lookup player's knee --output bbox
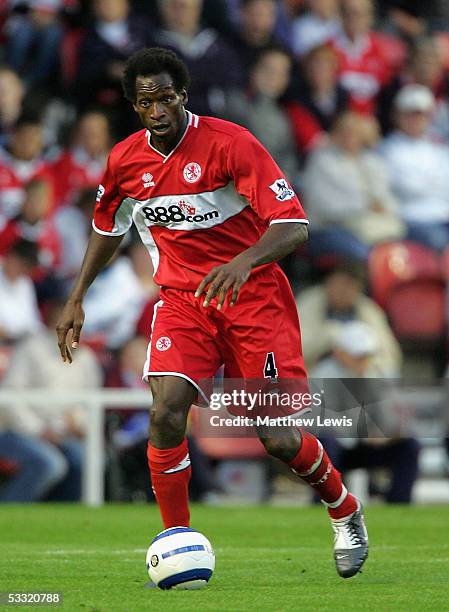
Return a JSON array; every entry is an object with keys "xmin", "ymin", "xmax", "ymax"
[
  {"xmin": 149, "ymin": 377, "xmax": 194, "ymax": 440},
  {"xmin": 150, "ymin": 403, "xmax": 184, "ymax": 432},
  {"xmin": 150, "ymin": 390, "xmax": 188, "ymax": 445},
  {"xmin": 259, "ymin": 435, "xmax": 286, "ymax": 459},
  {"xmin": 258, "ymin": 433, "xmax": 300, "ymax": 462}
]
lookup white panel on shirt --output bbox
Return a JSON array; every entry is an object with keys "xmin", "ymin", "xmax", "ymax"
[
  {"xmin": 130, "ymin": 182, "xmax": 248, "ymax": 274},
  {"xmin": 131, "ymin": 182, "xmax": 248, "ymax": 232},
  {"xmin": 92, "ymin": 197, "xmax": 135, "ymax": 236}
]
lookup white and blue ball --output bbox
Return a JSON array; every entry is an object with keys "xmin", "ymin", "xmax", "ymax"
[{"xmin": 146, "ymin": 527, "xmax": 215, "ymax": 590}]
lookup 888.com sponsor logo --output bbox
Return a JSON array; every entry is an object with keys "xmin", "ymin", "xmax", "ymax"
[{"xmin": 141, "ymin": 203, "xmax": 219, "ymax": 226}]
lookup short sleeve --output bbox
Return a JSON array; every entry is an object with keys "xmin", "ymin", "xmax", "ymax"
[
  {"xmin": 226, "ymin": 129, "xmax": 308, "ymax": 226},
  {"xmin": 92, "ymin": 154, "xmax": 133, "ymax": 236}
]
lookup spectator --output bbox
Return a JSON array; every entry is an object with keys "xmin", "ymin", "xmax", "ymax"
[
  {"xmin": 50, "ymin": 111, "xmax": 111, "ymax": 208},
  {"xmin": 154, "ymin": 0, "xmax": 242, "ymax": 116},
  {"xmin": 0, "ymin": 66, "xmax": 24, "ymax": 146},
  {"xmin": 286, "ymin": 44, "xmax": 349, "ymax": 155},
  {"xmin": 5, "ymin": 0, "xmax": 64, "ymax": 87},
  {"xmin": 128, "ymin": 241, "xmax": 159, "ymax": 297},
  {"xmin": 0, "ymin": 298, "xmax": 102, "ymax": 501},
  {"xmin": 296, "ymin": 261, "xmax": 402, "ymax": 374},
  {"xmin": 76, "ymin": 0, "xmax": 153, "ymax": 132},
  {"xmin": 311, "ymin": 320, "xmax": 382, "ymax": 376},
  {"xmin": 312, "ymin": 322, "xmax": 419, "ymax": 504},
  {"xmin": 380, "ymin": 84, "xmax": 449, "ymax": 251},
  {"xmin": 291, "ymin": 0, "xmax": 340, "ymax": 57},
  {"xmin": 106, "ymin": 335, "xmax": 149, "ymax": 389},
  {"xmin": 223, "ymin": 46, "xmax": 299, "ymax": 183},
  {"xmin": 0, "ymin": 178, "xmax": 61, "ymax": 277},
  {"xmin": 82, "ymin": 255, "xmax": 147, "ymax": 350},
  {"xmin": 302, "ymin": 112, "xmax": 404, "ymax": 260},
  {"xmin": 229, "ymin": 0, "xmax": 280, "ymax": 78},
  {"xmin": 0, "ymin": 427, "xmax": 67, "ymax": 503},
  {"xmin": 330, "ymin": 0, "xmax": 394, "ymax": 114},
  {"xmin": 53, "ymin": 188, "xmax": 96, "ymax": 283},
  {"xmin": 380, "ymin": 1, "xmax": 429, "ymax": 42},
  {"xmin": 0, "ymin": 239, "xmax": 42, "ymax": 344},
  {"xmin": 378, "ymin": 37, "xmax": 449, "ymax": 141},
  {"xmin": 0, "ymin": 115, "xmax": 48, "ymax": 222}
]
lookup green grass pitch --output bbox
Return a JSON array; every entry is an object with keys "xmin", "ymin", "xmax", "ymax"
[{"xmin": 1, "ymin": 504, "xmax": 448, "ymax": 611}]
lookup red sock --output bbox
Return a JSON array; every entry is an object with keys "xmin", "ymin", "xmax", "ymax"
[
  {"xmin": 288, "ymin": 432, "xmax": 358, "ymax": 519},
  {"xmin": 147, "ymin": 438, "xmax": 191, "ymax": 528}
]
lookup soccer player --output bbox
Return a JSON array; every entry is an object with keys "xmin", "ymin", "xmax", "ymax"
[{"xmin": 56, "ymin": 47, "xmax": 368, "ymax": 579}]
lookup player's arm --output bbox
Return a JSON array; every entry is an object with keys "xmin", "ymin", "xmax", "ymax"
[
  {"xmin": 56, "ymin": 150, "xmax": 132, "ymax": 362},
  {"xmin": 56, "ymin": 231, "xmax": 123, "ymax": 363},
  {"xmin": 196, "ymin": 222, "xmax": 307, "ymax": 309}
]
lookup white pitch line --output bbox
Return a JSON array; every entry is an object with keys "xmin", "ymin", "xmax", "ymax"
[
  {"xmin": 43, "ymin": 549, "xmax": 147, "ymax": 555},
  {"xmin": 41, "ymin": 544, "xmax": 448, "ymax": 556}
]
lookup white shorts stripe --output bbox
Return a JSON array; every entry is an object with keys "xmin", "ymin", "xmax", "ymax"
[
  {"xmin": 142, "ymin": 371, "xmax": 209, "ymax": 404},
  {"xmin": 142, "ymin": 300, "xmax": 163, "ymax": 377},
  {"xmin": 269, "ymin": 219, "xmax": 309, "ymax": 225}
]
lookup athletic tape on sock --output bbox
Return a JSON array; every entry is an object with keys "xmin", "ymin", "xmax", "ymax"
[
  {"xmin": 293, "ymin": 440, "xmax": 324, "ymax": 477},
  {"xmin": 322, "ymin": 485, "xmax": 348, "ymax": 508}
]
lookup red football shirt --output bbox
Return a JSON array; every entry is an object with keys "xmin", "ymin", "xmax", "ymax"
[
  {"xmin": 330, "ymin": 32, "xmax": 392, "ymax": 115},
  {"xmin": 50, "ymin": 147, "xmax": 107, "ymax": 208},
  {"xmin": 0, "ymin": 149, "xmax": 50, "ymax": 220},
  {"xmin": 93, "ymin": 112, "xmax": 308, "ymax": 290}
]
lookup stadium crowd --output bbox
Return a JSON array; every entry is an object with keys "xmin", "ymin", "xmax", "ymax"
[{"xmin": 0, "ymin": 0, "xmax": 448, "ymax": 503}]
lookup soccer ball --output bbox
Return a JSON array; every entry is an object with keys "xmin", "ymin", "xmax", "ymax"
[{"xmin": 146, "ymin": 526, "xmax": 215, "ymax": 590}]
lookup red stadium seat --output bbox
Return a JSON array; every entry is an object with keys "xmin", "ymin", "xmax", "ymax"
[
  {"xmin": 369, "ymin": 241, "xmax": 442, "ymax": 308},
  {"xmin": 196, "ymin": 436, "xmax": 267, "ymax": 460},
  {"xmin": 369, "ymin": 241, "xmax": 446, "ymax": 343},
  {"xmin": 441, "ymin": 246, "xmax": 449, "ymax": 279},
  {"xmin": 386, "ymin": 280, "xmax": 446, "ymax": 343},
  {"xmin": 190, "ymin": 407, "xmax": 266, "ymax": 459}
]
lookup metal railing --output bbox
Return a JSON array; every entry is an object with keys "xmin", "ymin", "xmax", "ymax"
[
  {"xmin": 1, "ymin": 386, "xmax": 447, "ymax": 505},
  {"xmin": 0, "ymin": 389, "xmax": 152, "ymax": 506}
]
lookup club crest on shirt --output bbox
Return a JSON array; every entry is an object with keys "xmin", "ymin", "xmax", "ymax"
[
  {"xmin": 183, "ymin": 162, "xmax": 202, "ymax": 183},
  {"xmin": 142, "ymin": 172, "xmax": 155, "ymax": 188},
  {"xmin": 269, "ymin": 178, "xmax": 294, "ymax": 201},
  {"xmin": 156, "ymin": 336, "xmax": 172, "ymax": 351}
]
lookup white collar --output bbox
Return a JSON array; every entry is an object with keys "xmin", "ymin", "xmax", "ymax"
[{"xmin": 145, "ymin": 110, "xmax": 199, "ymax": 163}]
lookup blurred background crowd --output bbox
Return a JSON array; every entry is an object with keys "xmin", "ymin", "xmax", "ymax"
[{"xmin": 0, "ymin": 0, "xmax": 448, "ymax": 506}]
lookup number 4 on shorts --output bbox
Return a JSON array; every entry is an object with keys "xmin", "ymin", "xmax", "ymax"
[{"xmin": 264, "ymin": 352, "xmax": 278, "ymax": 382}]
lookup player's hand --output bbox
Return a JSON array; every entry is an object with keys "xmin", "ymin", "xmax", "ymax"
[
  {"xmin": 195, "ymin": 255, "xmax": 252, "ymax": 310},
  {"xmin": 41, "ymin": 428, "xmax": 62, "ymax": 445},
  {"xmin": 56, "ymin": 300, "xmax": 85, "ymax": 364}
]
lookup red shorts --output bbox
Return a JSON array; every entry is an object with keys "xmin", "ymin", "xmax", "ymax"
[{"xmin": 143, "ymin": 265, "xmax": 307, "ymax": 404}]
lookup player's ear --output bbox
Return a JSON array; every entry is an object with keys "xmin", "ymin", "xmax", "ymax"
[
  {"xmin": 180, "ymin": 89, "xmax": 188, "ymax": 106},
  {"xmin": 132, "ymin": 102, "xmax": 138, "ymax": 113}
]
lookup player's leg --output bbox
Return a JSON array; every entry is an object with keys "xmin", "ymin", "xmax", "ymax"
[
  {"xmin": 255, "ymin": 418, "xmax": 368, "ymax": 578},
  {"xmin": 143, "ymin": 291, "xmax": 222, "ymax": 529},
  {"xmin": 147, "ymin": 375, "xmax": 197, "ymax": 529},
  {"xmin": 256, "ymin": 424, "xmax": 357, "ymax": 514},
  {"xmin": 221, "ymin": 266, "xmax": 368, "ymax": 577}
]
